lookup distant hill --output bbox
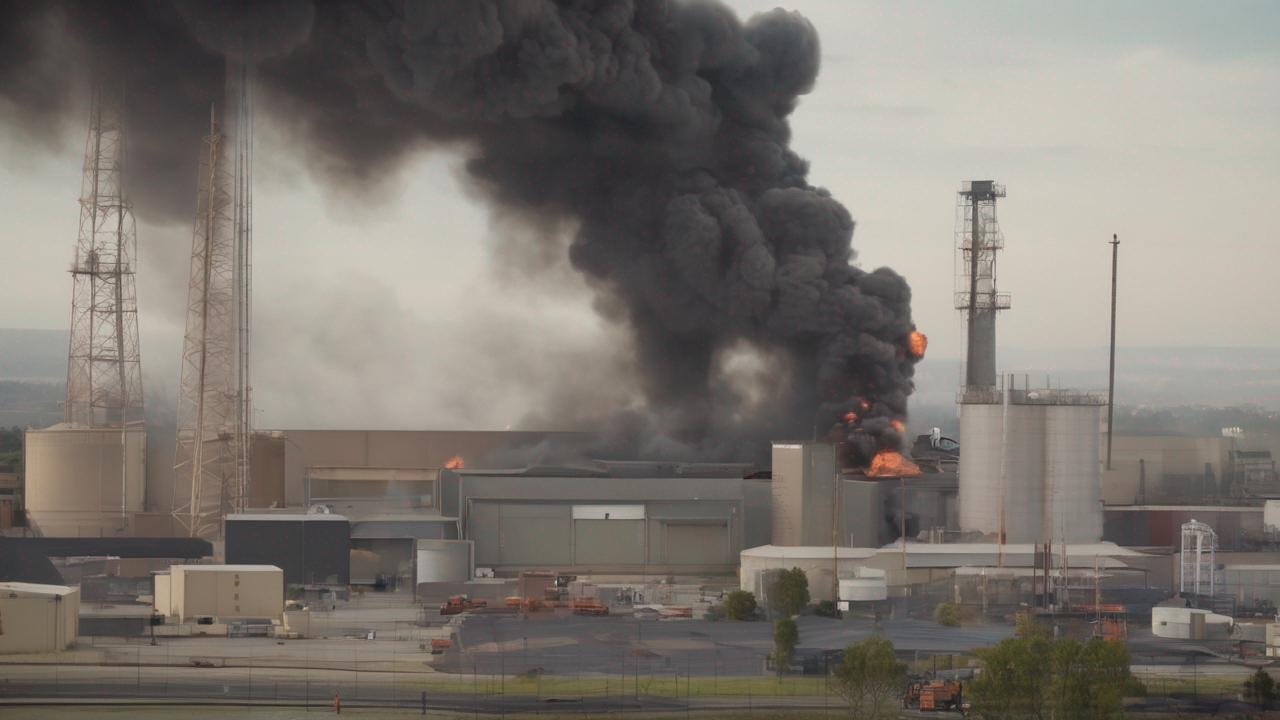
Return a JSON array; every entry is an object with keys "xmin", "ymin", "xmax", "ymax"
[
  {"xmin": 913, "ymin": 346, "xmax": 1280, "ymax": 410},
  {"xmin": 0, "ymin": 328, "xmax": 65, "ymax": 382}
]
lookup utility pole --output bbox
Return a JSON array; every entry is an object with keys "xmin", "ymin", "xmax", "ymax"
[{"xmin": 1106, "ymin": 234, "xmax": 1120, "ymax": 471}]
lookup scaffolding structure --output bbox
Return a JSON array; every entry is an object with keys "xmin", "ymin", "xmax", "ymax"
[
  {"xmin": 64, "ymin": 80, "xmax": 145, "ymax": 430},
  {"xmin": 172, "ymin": 64, "xmax": 254, "ymax": 540},
  {"xmin": 954, "ymin": 181, "xmax": 1011, "ymax": 393},
  {"xmin": 1180, "ymin": 520, "xmax": 1220, "ymax": 597}
]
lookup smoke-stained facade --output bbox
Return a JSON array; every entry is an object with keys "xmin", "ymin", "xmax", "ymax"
[{"xmin": 1, "ymin": 0, "xmax": 922, "ymax": 462}]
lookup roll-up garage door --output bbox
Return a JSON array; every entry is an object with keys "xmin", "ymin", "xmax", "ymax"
[
  {"xmin": 574, "ymin": 520, "xmax": 645, "ymax": 565},
  {"xmin": 665, "ymin": 523, "xmax": 728, "ymax": 565}
]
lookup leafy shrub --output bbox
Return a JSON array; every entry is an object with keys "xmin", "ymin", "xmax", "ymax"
[
  {"xmin": 934, "ymin": 603, "xmax": 962, "ymax": 627},
  {"xmin": 723, "ymin": 590, "xmax": 757, "ymax": 621}
]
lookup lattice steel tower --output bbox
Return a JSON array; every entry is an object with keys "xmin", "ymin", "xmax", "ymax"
[
  {"xmin": 65, "ymin": 81, "xmax": 145, "ymax": 430},
  {"xmin": 172, "ymin": 64, "xmax": 254, "ymax": 540},
  {"xmin": 954, "ymin": 181, "xmax": 1011, "ymax": 392}
]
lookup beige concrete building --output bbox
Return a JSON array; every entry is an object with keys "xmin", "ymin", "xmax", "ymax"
[
  {"xmin": 0, "ymin": 583, "xmax": 79, "ymax": 654},
  {"xmin": 144, "ymin": 429, "xmax": 591, "ymax": 514},
  {"xmin": 1102, "ymin": 436, "xmax": 1231, "ymax": 504},
  {"xmin": 154, "ymin": 565, "xmax": 283, "ymax": 622}
]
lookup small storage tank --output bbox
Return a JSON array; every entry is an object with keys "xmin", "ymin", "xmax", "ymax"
[
  {"xmin": 24, "ymin": 424, "xmax": 145, "ymax": 537},
  {"xmin": 416, "ymin": 540, "xmax": 473, "ymax": 583}
]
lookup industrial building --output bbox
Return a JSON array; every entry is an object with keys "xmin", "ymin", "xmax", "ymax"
[
  {"xmin": 225, "ymin": 514, "xmax": 350, "ymax": 585},
  {"xmin": 242, "ymin": 429, "xmax": 591, "ymax": 510},
  {"xmin": 441, "ymin": 462, "xmax": 771, "ymax": 575},
  {"xmin": 0, "ymin": 582, "xmax": 79, "ymax": 654},
  {"xmin": 154, "ymin": 565, "xmax": 284, "ymax": 623},
  {"xmin": 0, "ymin": 470, "xmax": 21, "ymax": 530}
]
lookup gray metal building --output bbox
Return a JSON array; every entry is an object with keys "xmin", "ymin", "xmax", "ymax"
[{"xmin": 440, "ymin": 462, "xmax": 770, "ymax": 574}]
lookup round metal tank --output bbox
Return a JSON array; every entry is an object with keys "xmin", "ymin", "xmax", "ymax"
[
  {"xmin": 958, "ymin": 404, "xmax": 1003, "ymax": 536},
  {"xmin": 24, "ymin": 424, "xmax": 145, "ymax": 537},
  {"xmin": 1045, "ymin": 405, "xmax": 1103, "ymax": 543},
  {"xmin": 1004, "ymin": 405, "xmax": 1046, "ymax": 543},
  {"xmin": 416, "ymin": 540, "xmax": 473, "ymax": 583}
]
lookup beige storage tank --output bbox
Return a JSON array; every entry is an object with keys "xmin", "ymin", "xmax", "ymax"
[{"xmin": 24, "ymin": 424, "xmax": 145, "ymax": 537}]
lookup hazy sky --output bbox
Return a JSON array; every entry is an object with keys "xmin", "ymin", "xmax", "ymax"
[{"xmin": 0, "ymin": 0, "xmax": 1275, "ymax": 429}]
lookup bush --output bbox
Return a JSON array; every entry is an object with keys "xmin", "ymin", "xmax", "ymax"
[
  {"xmin": 771, "ymin": 567, "xmax": 811, "ymax": 618},
  {"xmin": 934, "ymin": 603, "xmax": 962, "ymax": 627},
  {"xmin": 723, "ymin": 590, "xmax": 757, "ymax": 621},
  {"xmin": 814, "ymin": 599, "xmax": 838, "ymax": 618},
  {"xmin": 774, "ymin": 618, "xmax": 799, "ymax": 675},
  {"xmin": 1244, "ymin": 668, "xmax": 1277, "ymax": 706}
]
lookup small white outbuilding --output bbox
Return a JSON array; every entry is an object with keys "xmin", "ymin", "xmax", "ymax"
[
  {"xmin": 155, "ymin": 565, "xmax": 284, "ymax": 622},
  {"xmin": 0, "ymin": 582, "xmax": 79, "ymax": 654}
]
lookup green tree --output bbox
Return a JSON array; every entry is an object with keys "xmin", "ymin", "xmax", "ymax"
[
  {"xmin": 814, "ymin": 599, "xmax": 838, "ymax": 618},
  {"xmin": 1051, "ymin": 637, "xmax": 1136, "ymax": 720},
  {"xmin": 773, "ymin": 617, "xmax": 799, "ymax": 676},
  {"xmin": 933, "ymin": 602, "xmax": 962, "ymax": 627},
  {"xmin": 830, "ymin": 637, "xmax": 906, "ymax": 718},
  {"xmin": 1244, "ymin": 668, "xmax": 1278, "ymax": 707},
  {"xmin": 771, "ymin": 567, "xmax": 810, "ymax": 617},
  {"xmin": 722, "ymin": 590, "xmax": 757, "ymax": 621},
  {"xmin": 968, "ymin": 635, "xmax": 1140, "ymax": 720},
  {"xmin": 967, "ymin": 635, "xmax": 1054, "ymax": 720}
]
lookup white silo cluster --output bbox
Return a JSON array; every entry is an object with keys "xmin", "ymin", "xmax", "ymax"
[
  {"xmin": 957, "ymin": 379, "xmax": 1105, "ymax": 544},
  {"xmin": 954, "ymin": 180, "xmax": 1105, "ymax": 544}
]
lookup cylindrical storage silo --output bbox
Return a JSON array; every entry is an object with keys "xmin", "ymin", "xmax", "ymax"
[
  {"xmin": 1003, "ymin": 405, "xmax": 1046, "ymax": 543},
  {"xmin": 1045, "ymin": 405, "xmax": 1103, "ymax": 543},
  {"xmin": 24, "ymin": 424, "xmax": 146, "ymax": 537},
  {"xmin": 416, "ymin": 540, "xmax": 473, "ymax": 583},
  {"xmin": 958, "ymin": 403, "xmax": 1004, "ymax": 535}
]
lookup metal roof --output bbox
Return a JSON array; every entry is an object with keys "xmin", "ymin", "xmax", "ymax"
[
  {"xmin": 176, "ymin": 565, "xmax": 282, "ymax": 573},
  {"xmin": 741, "ymin": 545, "xmax": 878, "ymax": 560},
  {"xmin": 226, "ymin": 514, "xmax": 349, "ymax": 522},
  {"xmin": 0, "ymin": 582, "xmax": 77, "ymax": 598}
]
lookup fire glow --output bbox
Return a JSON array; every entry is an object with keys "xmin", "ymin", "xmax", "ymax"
[
  {"xmin": 444, "ymin": 456, "xmax": 465, "ymax": 470},
  {"xmin": 865, "ymin": 449, "xmax": 921, "ymax": 477},
  {"xmin": 908, "ymin": 331, "xmax": 928, "ymax": 357}
]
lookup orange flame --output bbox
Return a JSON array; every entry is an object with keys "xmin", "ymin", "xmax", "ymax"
[
  {"xmin": 444, "ymin": 456, "xmax": 465, "ymax": 469},
  {"xmin": 866, "ymin": 449, "xmax": 921, "ymax": 477},
  {"xmin": 843, "ymin": 412, "xmax": 858, "ymax": 425},
  {"xmin": 891, "ymin": 419, "xmax": 905, "ymax": 433},
  {"xmin": 907, "ymin": 331, "xmax": 928, "ymax": 357}
]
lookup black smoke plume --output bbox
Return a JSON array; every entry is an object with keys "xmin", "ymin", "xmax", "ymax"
[{"xmin": 0, "ymin": 0, "xmax": 922, "ymax": 465}]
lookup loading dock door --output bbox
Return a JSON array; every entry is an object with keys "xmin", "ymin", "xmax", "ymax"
[
  {"xmin": 664, "ymin": 523, "xmax": 728, "ymax": 565},
  {"xmin": 574, "ymin": 520, "xmax": 645, "ymax": 566}
]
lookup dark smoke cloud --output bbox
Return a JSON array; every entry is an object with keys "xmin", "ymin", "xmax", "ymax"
[{"xmin": 0, "ymin": 0, "xmax": 923, "ymax": 465}]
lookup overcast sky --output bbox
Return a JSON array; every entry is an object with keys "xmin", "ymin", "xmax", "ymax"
[{"xmin": 0, "ymin": 0, "xmax": 1275, "ymax": 429}]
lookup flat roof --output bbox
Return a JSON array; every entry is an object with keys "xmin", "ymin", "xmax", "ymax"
[
  {"xmin": 225, "ymin": 514, "xmax": 348, "ymax": 522},
  {"xmin": 1225, "ymin": 565, "xmax": 1280, "ymax": 571},
  {"xmin": 176, "ymin": 565, "xmax": 282, "ymax": 572},
  {"xmin": 1105, "ymin": 505, "xmax": 1263, "ymax": 513},
  {"xmin": 880, "ymin": 541, "xmax": 1149, "ymax": 557},
  {"xmin": 0, "ymin": 582, "xmax": 77, "ymax": 597},
  {"xmin": 742, "ymin": 545, "xmax": 878, "ymax": 560}
]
